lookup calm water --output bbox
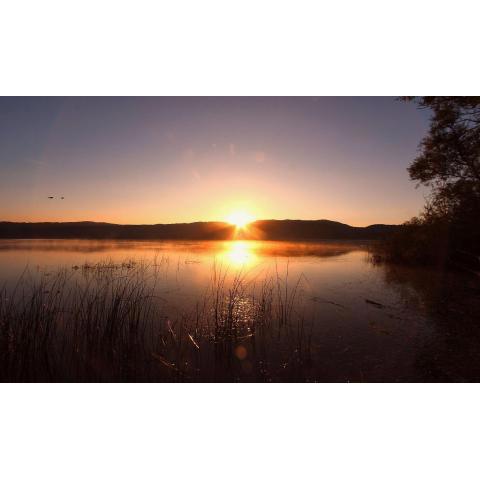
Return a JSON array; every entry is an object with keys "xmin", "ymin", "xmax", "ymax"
[{"xmin": 1, "ymin": 239, "xmax": 479, "ymax": 381}]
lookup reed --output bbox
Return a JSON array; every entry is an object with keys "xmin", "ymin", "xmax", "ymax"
[{"xmin": 0, "ymin": 258, "xmax": 313, "ymax": 382}]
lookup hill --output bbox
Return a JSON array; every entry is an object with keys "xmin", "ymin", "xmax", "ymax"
[{"xmin": 0, "ymin": 220, "xmax": 399, "ymax": 241}]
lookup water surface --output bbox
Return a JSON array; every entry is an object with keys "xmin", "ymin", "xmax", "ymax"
[{"xmin": 1, "ymin": 239, "xmax": 479, "ymax": 381}]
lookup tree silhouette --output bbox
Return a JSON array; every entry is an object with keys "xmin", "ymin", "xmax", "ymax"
[
  {"xmin": 404, "ymin": 97, "xmax": 480, "ymax": 221},
  {"xmin": 378, "ymin": 98, "xmax": 480, "ymax": 266}
]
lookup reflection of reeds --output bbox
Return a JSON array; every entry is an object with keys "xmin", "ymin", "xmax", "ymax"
[{"xmin": 0, "ymin": 259, "xmax": 312, "ymax": 382}]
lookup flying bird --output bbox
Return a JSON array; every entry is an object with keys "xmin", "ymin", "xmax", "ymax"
[
  {"xmin": 61, "ymin": 197, "xmax": 65, "ymax": 200},
  {"xmin": 48, "ymin": 196, "xmax": 54, "ymax": 199}
]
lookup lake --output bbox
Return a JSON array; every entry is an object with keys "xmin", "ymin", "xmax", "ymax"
[{"xmin": 1, "ymin": 239, "xmax": 479, "ymax": 382}]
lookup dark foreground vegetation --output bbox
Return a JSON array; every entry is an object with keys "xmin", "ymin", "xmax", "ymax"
[
  {"xmin": 0, "ymin": 261, "xmax": 315, "ymax": 382},
  {"xmin": 372, "ymin": 211, "xmax": 480, "ymax": 272},
  {"xmin": 374, "ymin": 97, "xmax": 480, "ymax": 273}
]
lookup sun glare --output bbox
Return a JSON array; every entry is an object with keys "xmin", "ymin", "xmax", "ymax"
[
  {"xmin": 227, "ymin": 211, "xmax": 254, "ymax": 229},
  {"xmin": 222, "ymin": 241, "xmax": 257, "ymax": 267}
]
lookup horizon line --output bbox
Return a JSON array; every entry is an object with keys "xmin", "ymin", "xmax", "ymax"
[{"xmin": 0, "ymin": 218, "xmax": 400, "ymax": 228}]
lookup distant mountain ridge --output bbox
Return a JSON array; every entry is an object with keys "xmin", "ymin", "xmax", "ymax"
[{"xmin": 0, "ymin": 220, "xmax": 399, "ymax": 241}]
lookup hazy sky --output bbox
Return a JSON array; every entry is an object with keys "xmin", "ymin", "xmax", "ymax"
[{"xmin": 0, "ymin": 97, "xmax": 430, "ymax": 226}]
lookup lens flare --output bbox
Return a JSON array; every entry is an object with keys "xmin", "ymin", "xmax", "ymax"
[{"xmin": 226, "ymin": 211, "xmax": 254, "ymax": 229}]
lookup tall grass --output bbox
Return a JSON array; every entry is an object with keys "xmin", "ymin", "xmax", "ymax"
[{"xmin": 0, "ymin": 258, "xmax": 313, "ymax": 382}]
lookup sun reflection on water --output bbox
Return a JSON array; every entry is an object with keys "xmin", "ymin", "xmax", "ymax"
[{"xmin": 221, "ymin": 241, "xmax": 258, "ymax": 268}]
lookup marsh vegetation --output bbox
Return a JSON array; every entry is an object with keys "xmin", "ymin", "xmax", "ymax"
[{"xmin": 0, "ymin": 257, "xmax": 314, "ymax": 381}]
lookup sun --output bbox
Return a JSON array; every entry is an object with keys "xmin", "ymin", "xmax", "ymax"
[{"xmin": 226, "ymin": 210, "xmax": 254, "ymax": 229}]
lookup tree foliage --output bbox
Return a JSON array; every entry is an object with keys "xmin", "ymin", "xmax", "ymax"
[
  {"xmin": 378, "ymin": 97, "xmax": 480, "ymax": 266},
  {"xmin": 404, "ymin": 96, "xmax": 480, "ymax": 220}
]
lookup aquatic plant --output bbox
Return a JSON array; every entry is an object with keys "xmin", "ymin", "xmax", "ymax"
[{"xmin": 0, "ymin": 259, "xmax": 312, "ymax": 382}]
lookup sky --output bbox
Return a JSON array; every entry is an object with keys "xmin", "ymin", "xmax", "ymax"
[{"xmin": 0, "ymin": 97, "xmax": 431, "ymax": 226}]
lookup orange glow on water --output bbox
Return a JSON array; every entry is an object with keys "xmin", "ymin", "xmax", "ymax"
[{"xmin": 221, "ymin": 241, "xmax": 257, "ymax": 268}]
